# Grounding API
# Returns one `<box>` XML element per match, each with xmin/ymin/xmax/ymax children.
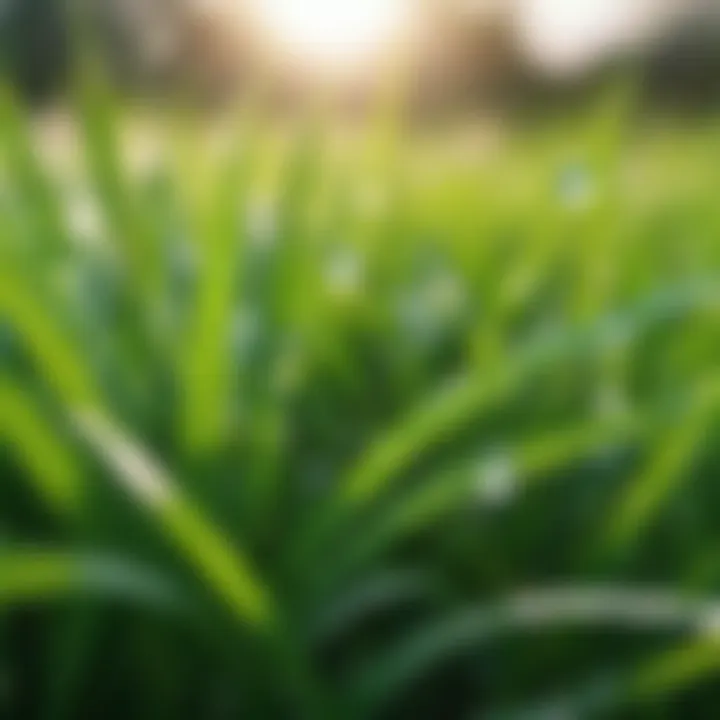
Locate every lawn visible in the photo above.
<box><xmin>1</xmin><ymin>75</ymin><xmax>720</xmax><ymax>718</ymax></box>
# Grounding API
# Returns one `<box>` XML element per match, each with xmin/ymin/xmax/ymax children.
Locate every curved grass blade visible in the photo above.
<box><xmin>485</xmin><ymin>637</ymin><xmax>720</xmax><ymax>720</ymax></box>
<box><xmin>599</xmin><ymin>381</ymin><xmax>720</xmax><ymax>560</ymax></box>
<box><xmin>484</xmin><ymin>672</ymin><xmax>625</xmax><ymax>720</ymax></box>
<box><xmin>309</xmin><ymin>569</ymin><xmax>437</xmax><ymax>646</ymax></box>
<box><xmin>2</xmin><ymin>547</ymin><xmax>188</xmax><ymax>720</ymax></box>
<box><xmin>630</xmin><ymin>638</ymin><xmax>720</xmax><ymax>706</ymax></box>
<box><xmin>0</xmin><ymin>378</ymin><xmax>84</xmax><ymax>519</ymax></box>
<box><xmin>304</xmin><ymin>417</ymin><xmax>639</xmax><ymax>599</ymax></box>
<box><xmin>0</xmin><ymin>549</ymin><xmax>183</xmax><ymax>613</ymax></box>
<box><xmin>349</xmin><ymin>585</ymin><xmax>720</xmax><ymax>716</ymax></box>
<box><xmin>301</xmin><ymin>375</ymin><xmax>718</xmax><ymax>596</ymax></box>
<box><xmin>0</xmin><ymin>269</ymin><xmax>99</xmax><ymax>409</ymax></box>
<box><xmin>345</xmin><ymin>281</ymin><xmax>720</xmax><ymax>507</ymax></box>
<box><xmin>294</xmin><ymin>280</ymin><xmax>720</xmax><ymax>565</ymax></box>
<box><xmin>73</xmin><ymin>410</ymin><xmax>275</xmax><ymax>632</ymax></box>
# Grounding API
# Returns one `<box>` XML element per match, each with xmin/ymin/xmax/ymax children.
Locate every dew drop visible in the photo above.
<box><xmin>475</xmin><ymin>449</ymin><xmax>519</xmax><ymax>508</ymax></box>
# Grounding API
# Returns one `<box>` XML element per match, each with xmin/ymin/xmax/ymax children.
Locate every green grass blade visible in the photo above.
<box><xmin>340</xmin><ymin>280</ymin><xmax>719</xmax><ymax>512</ymax></box>
<box><xmin>0</xmin><ymin>378</ymin><xmax>84</xmax><ymax>519</ymax></box>
<box><xmin>599</xmin><ymin>388</ymin><xmax>720</xmax><ymax>559</ymax></box>
<box><xmin>72</xmin><ymin>67</ymin><xmax>158</xmax><ymax>300</ymax></box>
<box><xmin>630</xmin><ymin>639</ymin><xmax>720</xmax><ymax>707</ymax></box>
<box><xmin>0</xmin><ymin>268</ymin><xmax>99</xmax><ymax>409</ymax></box>
<box><xmin>302</xmin><ymin>383</ymin><xmax>699</xmax><ymax>598</ymax></box>
<box><xmin>0</xmin><ymin>85</ymin><xmax>66</xmax><ymax>258</ymax></box>
<box><xmin>0</xmin><ymin>549</ymin><xmax>182</xmax><ymax>612</ymax></box>
<box><xmin>178</xmin><ymin>115</ymin><xmax>256</xmax><ymax>457</ymax></box>
<box><xmin>73</xmin><ymin>410</ymin><xmax>275</xmax><ymax>632</ymax></box>
<box><xmin>293</xmin><ymin>281</ymin><xmax>720</xmax><ymax>568</ymax></box>
<box><xmin>486</xmin><ymin>638</ymin><xmax>720</xmax><ymax>719</ymax></box>
<box><xmin>350</xmin><ymin>586</ymin><xmax>720</xmax><ymax>716</ymax></box>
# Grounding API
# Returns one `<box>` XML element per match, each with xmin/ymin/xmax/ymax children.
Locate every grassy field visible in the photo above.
<box><xmin>1</xmin><ymin>74</ymin><xmax>720</xmax><ymax>719</ymax></box>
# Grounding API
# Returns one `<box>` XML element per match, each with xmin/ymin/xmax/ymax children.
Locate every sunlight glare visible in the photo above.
<box><xmin>255</xmin><ymin>0</ymin><xmax>410</xmax><ymax>68</ymax></box>
<box><xmin>518</xmin><ymin>0</ymin><xmax>661</xmax><ymax>76</ymax></box>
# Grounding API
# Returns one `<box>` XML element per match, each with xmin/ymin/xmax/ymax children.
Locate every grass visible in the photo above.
<box><xmin>1</xmin><ymin>68</ymin><xmax>720</xmax><ymax>718</ymax></box>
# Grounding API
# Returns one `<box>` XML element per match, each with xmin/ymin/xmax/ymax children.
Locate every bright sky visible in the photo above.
<box><xmin>516</xmin><ymin>0</ymin><xmax>678</xmax><ymax>75</ymax></box>
<box><xmin>252</xmin><ymin>0</ymin><xmax>412</xmax><ymax>68</ymax></box>
<box><xmin>207</xmin><ymin>0</ymin><xmax>687</xmax><ymax>77</ymax></box>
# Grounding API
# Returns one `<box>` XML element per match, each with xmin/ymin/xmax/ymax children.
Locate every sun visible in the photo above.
<box><xmin>254</xmin><ymin>0</ymin><xmax>411</xmax><ymax>69</ymax></box>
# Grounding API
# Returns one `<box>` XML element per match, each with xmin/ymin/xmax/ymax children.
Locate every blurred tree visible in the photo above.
<box><xmin>80</xmin><ymin>0</ymin><xmax>255</xmax><ymax>104</ymax></box>
<box><xmin>0</xmin><ymin>0</ymin><xmax>69</xmax><ymax>100</ymax></box>
<box><xmin>1</xmin><ymin>0</ymin><xmax>719</xmax><ymax>110</ymax></box>
<box><xmin>644</xmin><ymin>9</ymin><xmax>720</xmax><ymax>109</ymax></box>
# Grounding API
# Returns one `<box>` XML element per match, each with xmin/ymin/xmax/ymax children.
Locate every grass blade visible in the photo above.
<box><xmin>350</xmin><ymin>585</ymin><xmax>720</xmax><ymax>716</ymax></box>
<box><xmin>599</xmin><ymin>388</ymin><xmax>720</xmax><ymax>559</ymax></box>
<box><xmin>73</xmin><ymin>409</ymin><xmax>275</xmax><ymax>632</ymax></box>
<box><xmin>0</xmin><ymin>268</ymin><xmax>99</xmax><ymax>409</ymax></box>
<box><xmin>0</xmin><ymin>549</ymin><xmax>182</xmax><ymax>613</ymax></box>
<box><xmin>0</xmin><ymin>378</ymin><xmax>84</xmax><ymax>519</ymax></box>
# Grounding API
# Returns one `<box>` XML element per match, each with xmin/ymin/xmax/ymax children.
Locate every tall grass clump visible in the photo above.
<box><xmin>1</xmin><ymin>64</ymin><xmax>720</xmax><ymax>718</ymax></box>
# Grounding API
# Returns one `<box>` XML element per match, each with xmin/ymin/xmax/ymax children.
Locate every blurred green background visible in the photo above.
<box><xmin>1</xmin><ymin>1</ymin><xmax>720</xmax><ymax>718</ymax></box>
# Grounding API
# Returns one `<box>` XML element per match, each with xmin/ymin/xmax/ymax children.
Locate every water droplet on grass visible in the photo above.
<box><xmin>245</xmin><ymin>196</ymin><xmax>278</xmax><ymax>248</ymax></box>
<box><xmin>232</xmin><ymin>309</ymin><xmax>262</xmax><ymax>361</ymax></box>
<box><xmin>272</xmin><ymin>342</ymin><xmax>306</xmax><ymax>398</ymax></box>
<box><xmin>66</xmin><ymin>191</ymin><xmax>106</xmax><ymax>250</ymax></box>
<box><xmin>426</xmin><ymin>271</ymin><xmax>468</xmax><ymax>320</ymax></box>
<box><xmin>558</xmin><ymin>164</ymin><xmax>596</xmax><ymax>211</ymax></box>
<box><xmin>699</xmin><ymin>608</ymin><xmax>720</xmax><ymax>639</ymax></box>
<box><xmin>324</xmin><ymin>247</ymin><xmax>365</xmax><ymax>299</ymax></box>
<box><xmin>395</xmin><ymin>269</ymin><xmax>468</xmax><ymax>349</ymax></box>
<box><xmin>73</xmin><ymin>411</ymin><xmax>171</xmax><ymax>509</ymax></box>
<box><xmin>475</xmin><ymin>449</ymin><xmax>519</xmax><ymax>508</ymax></box>
<box><xmin>168</xmin><ymin>240</ymin><xmax>197</xmax><ymax>287</ymax></box>
<box><xmin>593</xmin><ymin>383</ymin><xmax>631</xmax><ymax>421</ymax></box>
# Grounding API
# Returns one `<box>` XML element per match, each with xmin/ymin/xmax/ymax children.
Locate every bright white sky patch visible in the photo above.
<box><xmin>254</xmin><ymin>0</ymin><xmax>410</xmax><ymax>68</ymax></box>
<box><xmin>517</xmin><ymin>0</ymin><xmax>675</xmax><ymax>76</ymax></box>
